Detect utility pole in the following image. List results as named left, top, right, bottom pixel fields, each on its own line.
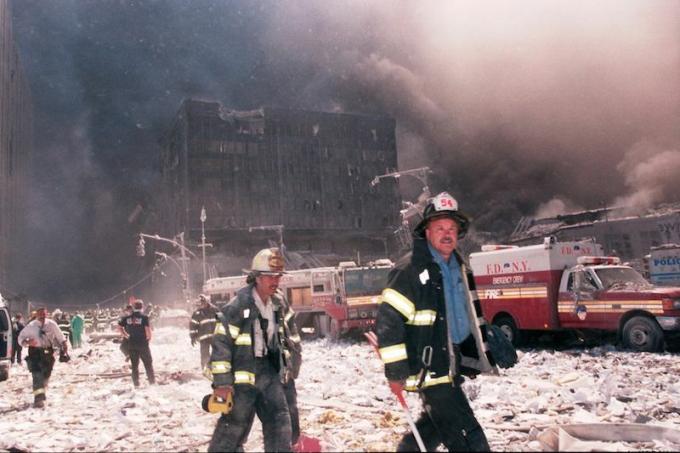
left=199, top=206, right=213, bottom=284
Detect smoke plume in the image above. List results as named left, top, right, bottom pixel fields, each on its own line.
left=10, top=0, right=680, bottom=303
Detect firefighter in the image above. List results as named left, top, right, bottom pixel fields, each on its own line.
left=376, top=192, right=496, bottom=452
left=207, top=247, right=296, bottom=452
left=17, top=308, right=70, bottom=408
left=56, top=313, right=71, bottom=346
left=190, top=294, right=217, bottom=369
left=117, top=300, right=155, bottom=387
left=11, top=313, right=25, bottom=365
left=84, top=310, right=94, bottom=333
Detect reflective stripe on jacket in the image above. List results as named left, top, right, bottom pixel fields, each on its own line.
left=375, top=238, right=497, bottom=392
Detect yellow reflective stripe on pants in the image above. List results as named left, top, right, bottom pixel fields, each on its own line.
left=289, top=334, right=301, bottom=343
left=235, top=333, right=252, bottom=346
left=214, top=323, right=226, bottom=336
left=191, top=319, right=200, bottom=325
left=228, top=324, right=240, bottom=339
left=200, top=319, right=216, bottom=325
left=198, top=333, right=213, bottom=341
left=234, top=371, right=256, bottom=385
left=33, top=388, right=45, bottom=395
left=405, top=372, right=452, bottom=391
left=379, top=343, right=408, bottom=364
left=406, top=310, right=437, bottom=326
left=211, top=361, right=231, bottom=374
left=381, top=288, right=416, bottom=320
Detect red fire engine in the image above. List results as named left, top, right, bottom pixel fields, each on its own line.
left=202, top=259, right=393, bottom=340
left=470, top=237, right=680, bottom=352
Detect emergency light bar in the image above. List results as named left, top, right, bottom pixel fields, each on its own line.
left=481, top=245, right=519, bottom=252
left=577, top=256, right=621, bottom=265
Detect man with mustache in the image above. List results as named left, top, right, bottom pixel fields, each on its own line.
left=376, top=192, right=496, bottom=451
left=208, top=247, right=296, bottom=452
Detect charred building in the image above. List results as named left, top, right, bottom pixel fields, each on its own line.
left=158, top=99, right=401, bottom=277
left=510, top=203, right=680, bottom=269
left=0, top=0, right=32, bottom=293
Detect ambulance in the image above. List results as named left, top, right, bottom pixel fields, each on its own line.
left=470, top=237, right=680, bottom=352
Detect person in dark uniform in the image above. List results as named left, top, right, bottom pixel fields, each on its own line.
left=376, top=192, right=497, bottom=452
left=207, top=247, right=297, bottom=452
left=11, top=313, right=25, bottom=365
left=117, top=299, right=155, bottom=387
left=17, top=308, right=69, bottom=408
left=190, top=294, right=217, bottom=370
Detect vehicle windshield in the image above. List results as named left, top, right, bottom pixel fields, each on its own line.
left=344, top=268, right=391, bottom=297
left=595, top=267, right=653, bottom=290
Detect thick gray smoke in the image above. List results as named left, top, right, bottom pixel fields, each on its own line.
left=10, top=0, right=680, bottom=303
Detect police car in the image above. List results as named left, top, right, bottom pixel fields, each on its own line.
left=0, top=293, right=11, bottom=381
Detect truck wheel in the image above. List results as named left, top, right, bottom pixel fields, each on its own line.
left=622, top=316, right=664, bottom=352
left=493, top=316, right=523, bottom=347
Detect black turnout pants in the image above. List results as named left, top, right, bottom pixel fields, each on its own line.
left=27, top=347, right=55, bottom=402
left=129, top=344, right=155, bottom=386
left=209, top=359, right=292, bottom=452
left=397, top=382, right=490, bottom=452
left=200, top=339, right=211, bottom=369
left=12, top=342, right=22, bottom=364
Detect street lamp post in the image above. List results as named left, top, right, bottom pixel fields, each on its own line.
left=199, top=206, right=213, bottom=284
left=138, top=232, right=197, bottom=304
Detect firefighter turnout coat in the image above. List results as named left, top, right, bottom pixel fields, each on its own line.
left=190, top=306, right=217, bottom=344
left=376, top=238, right=497, bottom=391
left=209, top=284, right=300, bottom=387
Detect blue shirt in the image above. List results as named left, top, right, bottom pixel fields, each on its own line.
left=428, top=244, right=471, bottom=344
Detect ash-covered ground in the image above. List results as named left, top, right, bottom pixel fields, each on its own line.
left=2, top=325, right=680, bottom=452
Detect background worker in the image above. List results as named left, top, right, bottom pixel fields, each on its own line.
left=117, top=299, right=155, bottom=387
left=11, top=313, right=25, bottom=366
left=376, top=192, right=496, bottom=451
left=17, top=307, right=70, bottom=408
left=190, top=294, right=217, bottom=369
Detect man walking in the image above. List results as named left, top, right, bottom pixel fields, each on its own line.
left=207, top=247, right=296, bottom=452
left=190, top=294, right=217, bottom=369
left=17, top=308, right=70, bottom=408
left=376, top=192, right=497, bottom=451
left=117, top=299, right=155, bottom=387
left=11, top=313, right=25, bottom=366
left=70, top=312, right=84, bottom=349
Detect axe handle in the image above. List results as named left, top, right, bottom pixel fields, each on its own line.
left=365, top=332, right=427, bottom=452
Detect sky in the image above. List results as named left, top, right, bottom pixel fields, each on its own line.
left=9, top=0, right=680, bottom=303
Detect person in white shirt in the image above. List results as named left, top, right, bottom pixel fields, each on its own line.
left=18, top=307, right=69, bottom=408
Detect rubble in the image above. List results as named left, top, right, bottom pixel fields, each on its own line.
left=1, top=327, right=680, bottom=451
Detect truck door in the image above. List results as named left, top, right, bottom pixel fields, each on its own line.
left=566, top=270, right=602, bottom=327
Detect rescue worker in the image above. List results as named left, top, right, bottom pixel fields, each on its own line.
left=56, top=313, right=71, bottom=346
left=17, top=308, right=70, bottom=408
left=117, top=300, right=155, bottom=387
left=190, top=294, right=217, bottom=369
left=11, top=313, right=25, bottom=365
left=70, top=312, right=84, bottom=348
left=207, top=247, right=296, bottom=452
left=84, top=310, right=94, bottom=333
left=376, top=192, right=497, bottom=452
left=119, top=305, right=133, bottom=360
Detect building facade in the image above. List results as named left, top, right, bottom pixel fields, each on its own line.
left=0, top=0, right=32, bottom=292
left=158, top=100, right=401, bottom=276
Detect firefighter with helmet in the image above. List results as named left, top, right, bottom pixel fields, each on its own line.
left=207, top=247, right=298, bottom=452
left=376, top=192, right=497, bottom=451
left=190, top=293, right=217, bottom=369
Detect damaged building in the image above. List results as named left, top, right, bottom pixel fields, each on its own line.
left=0, top=0, right=32, bottom=293
left=158, top=99, right=401, bottom=277
left=510, top=203, right=680, bottom=268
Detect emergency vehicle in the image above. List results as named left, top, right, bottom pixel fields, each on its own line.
left=203, top=259, right=394, bottom=340
left=470, top=237, right=680, bottom=352
left=0, top=293, right=12, bottom=381
left=649, top=244, right=680, bottom=287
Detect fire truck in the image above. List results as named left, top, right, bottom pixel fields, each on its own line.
left=202, top=259, right=394, bottom=340
left=469, top=237, right=680, bottom=352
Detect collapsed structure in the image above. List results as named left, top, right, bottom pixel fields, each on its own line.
left=157, top=99, right=401, bottom=277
